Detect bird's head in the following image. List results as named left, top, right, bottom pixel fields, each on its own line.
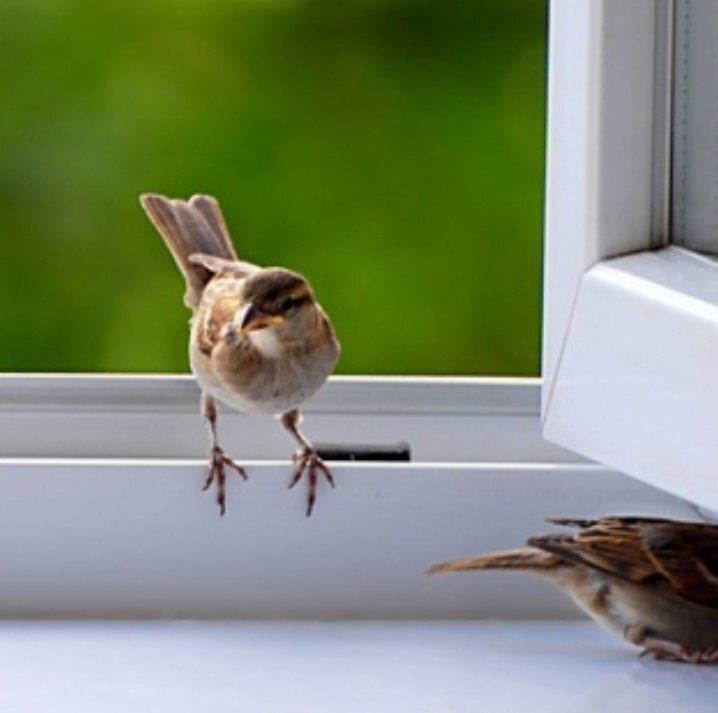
left=236, top=268, right=318, bottom=353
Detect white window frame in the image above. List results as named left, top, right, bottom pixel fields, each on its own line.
left=0, top=0, right=706, bottom=622
left=4, top=7, right=718, bottom=707
left=542, top=0, right=718, bottom=512
left=0, top=374, right=692, bottom=618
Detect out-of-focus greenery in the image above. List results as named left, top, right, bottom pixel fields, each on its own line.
left=0, top=0, right=545, bottom=375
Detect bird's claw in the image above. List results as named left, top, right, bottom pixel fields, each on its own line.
left=288, top=448, right=335, bottom=517
left=642, top=638, right=718, bottom=663
left=203, top=446, right=247, bottom=516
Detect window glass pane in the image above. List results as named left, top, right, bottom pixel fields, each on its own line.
left=0, top=0, right=544, bottom=375
left=672, top=0, right=718, bottom=253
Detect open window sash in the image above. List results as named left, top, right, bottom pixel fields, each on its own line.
left=542, top=0, right=718, bottom=512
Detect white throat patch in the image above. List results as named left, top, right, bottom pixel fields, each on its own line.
left=248, top=328, right=284, bottom=359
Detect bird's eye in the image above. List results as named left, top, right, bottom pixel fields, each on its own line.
left=280, top=297, right=296, bottom=312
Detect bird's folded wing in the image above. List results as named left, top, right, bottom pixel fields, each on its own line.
left=641, top=521, right=718, bottom=608
left=529, top=519, right=660, bottom=584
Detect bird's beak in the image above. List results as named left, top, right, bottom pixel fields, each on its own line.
left=239, top=303, right=285, bottom=333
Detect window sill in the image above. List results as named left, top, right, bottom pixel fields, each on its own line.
left=1, top=620, right=714, bottom=713
left=0, top=375, right=707, bottom=707
left=0, top=375, right=695, bottom=619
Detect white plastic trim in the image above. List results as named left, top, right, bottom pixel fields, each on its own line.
left=544, top=247, right=718, bottom=512
left=0, top=374, right=539, bottom=416
left=541, top=1, right=718, bottom=509
left=542, top=0, right=658, bottom=407
left=0, top=375, right=691, bottom=618
left=0, top=459, right=689, bottom=619
left=0, top=375, right=577, bottom=464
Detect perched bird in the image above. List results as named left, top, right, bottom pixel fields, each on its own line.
left=428, top=517, right=718, bottom=663
left=140, top=193, right=340, bottom=516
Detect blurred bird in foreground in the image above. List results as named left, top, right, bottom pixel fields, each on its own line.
left=140, top=193, right=340, bottom=516
left=428, top=517, right=718, bottom=663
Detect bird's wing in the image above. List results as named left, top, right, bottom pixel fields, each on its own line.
left=641, top=521, right=718, bottom=608
left=529, top=518, right=666, bottom=585
left=533, top=517, right=718, bottom=608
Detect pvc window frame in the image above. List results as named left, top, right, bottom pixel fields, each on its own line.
left=0, top=0, right=707, bottom=621
left=2, top=4, right=717, bottom=707
left=0, top=374, right=692, bottom=619
left=542, top=0, right=718, bottom=513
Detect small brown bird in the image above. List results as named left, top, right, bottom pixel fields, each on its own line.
left=140, top=193, right=340, bottom=516
left=428, top=517, right=718, bottom=663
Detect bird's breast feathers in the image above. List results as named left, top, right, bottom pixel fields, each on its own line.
left=190, top=319, right=337, bottom=415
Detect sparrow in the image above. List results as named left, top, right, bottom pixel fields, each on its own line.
left=140, top=193, right=340, bottom=517
left=428, top=516, right=718, bottom=663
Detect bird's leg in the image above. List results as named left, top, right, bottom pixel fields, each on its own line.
left=279, top=408, right=334, bottom=517
left=641, top=637, right=718, bottom=663
left=202, top=393, right=247, bottom=516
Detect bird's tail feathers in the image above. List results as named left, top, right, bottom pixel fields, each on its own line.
left=427, top=548, right=564, bottom=575
left=140, top=193, right=238, bottom=308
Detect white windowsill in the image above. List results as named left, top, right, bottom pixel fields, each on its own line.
left=0, top=374, right=696, bottom=619
left=0, top=375, right=711, bottom=710
left=2, top=620, right=715, bottom=713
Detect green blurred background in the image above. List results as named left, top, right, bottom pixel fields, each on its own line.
left=0, top=0, right=545, bottom=375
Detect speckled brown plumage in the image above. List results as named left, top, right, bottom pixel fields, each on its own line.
left=141, top=193, right=340, bottom=516
left=428, top=517, right=718, bottom=663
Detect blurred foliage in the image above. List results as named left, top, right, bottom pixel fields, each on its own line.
left=0, top=0, right=545, bottom=375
